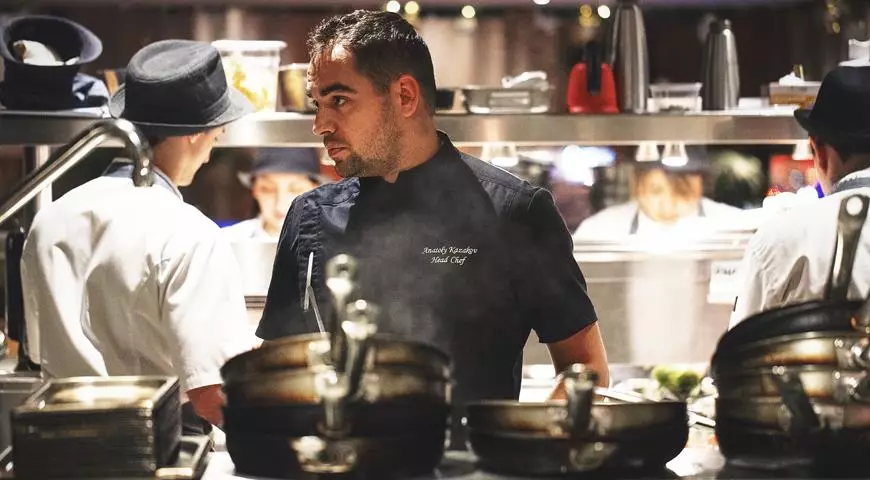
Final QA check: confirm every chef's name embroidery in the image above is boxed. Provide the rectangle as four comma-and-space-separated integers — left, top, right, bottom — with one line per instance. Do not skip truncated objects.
422, 246, 478, 266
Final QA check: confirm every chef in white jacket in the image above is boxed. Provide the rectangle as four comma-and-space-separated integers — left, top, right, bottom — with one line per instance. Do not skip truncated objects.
575, 163, 743, 238
20, 40, 258, 431
222, 147, 326, 240
730, 65, 870, 328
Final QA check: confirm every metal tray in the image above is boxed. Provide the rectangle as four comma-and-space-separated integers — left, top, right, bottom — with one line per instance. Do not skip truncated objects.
0, 435, 211, 480
14, 376, 178, 415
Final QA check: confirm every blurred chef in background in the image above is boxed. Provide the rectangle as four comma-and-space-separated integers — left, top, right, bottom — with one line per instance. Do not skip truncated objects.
223, 147, 327, 239
575, 162, 743, 237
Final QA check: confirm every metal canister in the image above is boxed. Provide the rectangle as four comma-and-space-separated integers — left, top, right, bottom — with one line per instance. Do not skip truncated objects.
701, 19, 740, 111
606, 0, 649, 113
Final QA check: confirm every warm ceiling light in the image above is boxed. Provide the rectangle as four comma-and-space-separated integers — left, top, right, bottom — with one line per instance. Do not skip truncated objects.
597, 5, 611, 19
405, 0, 420, 14
461, 5, 476, 19
533, 0, 551, 5
385, 0, 401, 13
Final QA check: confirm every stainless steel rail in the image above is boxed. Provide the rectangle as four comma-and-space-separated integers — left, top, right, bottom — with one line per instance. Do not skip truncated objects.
0, 119, 153, 227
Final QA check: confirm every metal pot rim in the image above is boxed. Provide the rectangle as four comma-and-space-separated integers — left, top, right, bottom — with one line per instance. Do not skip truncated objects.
466, 399, 685, 409
224, 364, 452, 386
716, 365, 869, 378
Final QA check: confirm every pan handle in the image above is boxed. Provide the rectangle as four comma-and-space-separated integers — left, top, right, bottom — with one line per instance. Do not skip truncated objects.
325, 254, 360, 367
770, 366, 822, 433
315, 300, 377, 439
825, 195, 869, 301
561, 364, 600, 439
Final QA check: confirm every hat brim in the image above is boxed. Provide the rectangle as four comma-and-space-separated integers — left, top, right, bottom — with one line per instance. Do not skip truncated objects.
795, 108, 870, 145
236, 171, 330, 189
108, 84, 252, 137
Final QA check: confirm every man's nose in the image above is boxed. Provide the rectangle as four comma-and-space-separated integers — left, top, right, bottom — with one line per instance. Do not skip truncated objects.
312, 110, 335, 137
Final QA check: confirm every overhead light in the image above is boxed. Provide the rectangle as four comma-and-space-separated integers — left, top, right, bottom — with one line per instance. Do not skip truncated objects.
661, 142, 689, 167
635, 142, 660, 162
461, 5, 476, 19
597, 5, 611, 19
405, 0, 420, 14
385, 0, 401, 13
533, 0, 551, 5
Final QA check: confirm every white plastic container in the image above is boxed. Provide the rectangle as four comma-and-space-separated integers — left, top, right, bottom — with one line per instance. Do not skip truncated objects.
649, 83, 702, 112
211, 40, 287, 113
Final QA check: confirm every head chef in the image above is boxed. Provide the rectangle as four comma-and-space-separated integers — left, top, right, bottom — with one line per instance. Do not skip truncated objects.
223, 148, 327, 239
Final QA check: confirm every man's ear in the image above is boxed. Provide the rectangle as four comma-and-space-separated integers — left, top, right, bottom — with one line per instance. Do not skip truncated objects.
810, 136, 830, 174
394, 74, 424, 118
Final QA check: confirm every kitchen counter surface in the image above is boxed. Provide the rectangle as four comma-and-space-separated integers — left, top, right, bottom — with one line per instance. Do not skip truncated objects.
202, 446, 867, 480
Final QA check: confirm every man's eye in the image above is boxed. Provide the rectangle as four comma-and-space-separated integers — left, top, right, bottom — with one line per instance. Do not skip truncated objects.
333, 96, 347, 107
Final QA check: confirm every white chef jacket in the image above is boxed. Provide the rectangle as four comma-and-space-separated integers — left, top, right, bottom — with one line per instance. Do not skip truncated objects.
730, 169, 870, 328
221, 217, 275, 240
574, 198, 745, 238
21, 165, 258, 392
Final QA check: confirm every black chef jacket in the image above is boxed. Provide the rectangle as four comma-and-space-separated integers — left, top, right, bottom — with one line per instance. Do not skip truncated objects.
257, 132, 598, 435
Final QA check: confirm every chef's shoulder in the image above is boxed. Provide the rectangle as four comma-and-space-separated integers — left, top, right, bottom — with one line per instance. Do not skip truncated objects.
458, 152, 541, 216
744, 192, 842, 270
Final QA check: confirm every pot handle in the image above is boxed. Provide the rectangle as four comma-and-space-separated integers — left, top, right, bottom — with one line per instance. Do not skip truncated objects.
325, 254, 359, 366
771, 366, 822, 433
825, 194, 869, 302
561, 364, 600, 439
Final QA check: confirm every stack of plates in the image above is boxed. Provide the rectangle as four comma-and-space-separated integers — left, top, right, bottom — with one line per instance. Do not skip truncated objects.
11, 376, 181, 478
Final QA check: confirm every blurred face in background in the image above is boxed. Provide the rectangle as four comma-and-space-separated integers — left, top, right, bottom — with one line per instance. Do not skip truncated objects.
252, 172, 319, 236
634, 168, 703, 224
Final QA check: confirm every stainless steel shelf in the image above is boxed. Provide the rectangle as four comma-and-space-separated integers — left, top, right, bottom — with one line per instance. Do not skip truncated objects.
0, 110, 807, 147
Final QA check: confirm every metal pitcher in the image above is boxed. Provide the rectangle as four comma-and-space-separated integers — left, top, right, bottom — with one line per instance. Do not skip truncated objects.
702, 19, 740, 111
606, 0, 649, 113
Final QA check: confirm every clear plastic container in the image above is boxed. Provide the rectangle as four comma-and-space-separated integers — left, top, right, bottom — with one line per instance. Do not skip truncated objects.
212, 40, 287, 113
649, 83, 702, 112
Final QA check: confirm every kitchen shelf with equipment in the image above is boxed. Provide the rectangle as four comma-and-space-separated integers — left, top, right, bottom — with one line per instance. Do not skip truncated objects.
0, 110, 807, 147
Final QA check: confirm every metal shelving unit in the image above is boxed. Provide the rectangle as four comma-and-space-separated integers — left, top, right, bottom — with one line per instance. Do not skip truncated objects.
0, 110, 807, 147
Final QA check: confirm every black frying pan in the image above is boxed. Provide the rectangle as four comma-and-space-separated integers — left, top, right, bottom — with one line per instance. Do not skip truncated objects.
712, 194, 870, 369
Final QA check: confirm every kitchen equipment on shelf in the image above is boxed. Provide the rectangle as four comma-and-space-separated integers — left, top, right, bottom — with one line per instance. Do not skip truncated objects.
606, 0, 649, 113
701, 19, 740, 111
711, 193, 870, 473
567, 42, 618, 114
212, 40, 286, 113
466, 364, 688, 475
278, 63, 314, 113
221, 253, 451, 479
463, 71, 553, 114
11, 376, 181, 479
649, 83, 702, 113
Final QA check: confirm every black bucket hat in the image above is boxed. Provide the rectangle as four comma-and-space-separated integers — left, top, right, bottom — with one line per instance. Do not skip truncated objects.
0, 15, 103, 110
794, 65, 870, 148
109, 39, 251, 137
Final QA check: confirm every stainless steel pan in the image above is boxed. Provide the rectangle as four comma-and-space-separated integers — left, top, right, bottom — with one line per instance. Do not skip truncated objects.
466, 398, 686, 438
224, 365, 449, 407
716, 396, 870, 430
715, 365, 870, 401
468, 424, 687, 476
466, 364, 687, 475
712, 331, 870, 375
221, 333, 450, 384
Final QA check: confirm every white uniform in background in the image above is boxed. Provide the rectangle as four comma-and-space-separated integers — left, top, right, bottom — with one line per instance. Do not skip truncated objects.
21, 166, 258, 392
221, 218, 274, 240
730, 169, 870, 329
574, 197, 745, 238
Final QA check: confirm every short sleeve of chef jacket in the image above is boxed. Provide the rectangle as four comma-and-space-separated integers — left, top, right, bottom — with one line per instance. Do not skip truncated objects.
256, 198, 306, 339
511, 187, 598, 343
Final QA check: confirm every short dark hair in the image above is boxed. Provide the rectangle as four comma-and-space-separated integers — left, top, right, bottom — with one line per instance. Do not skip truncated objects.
307, 10, 437, 113
812, 137, 870, 165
